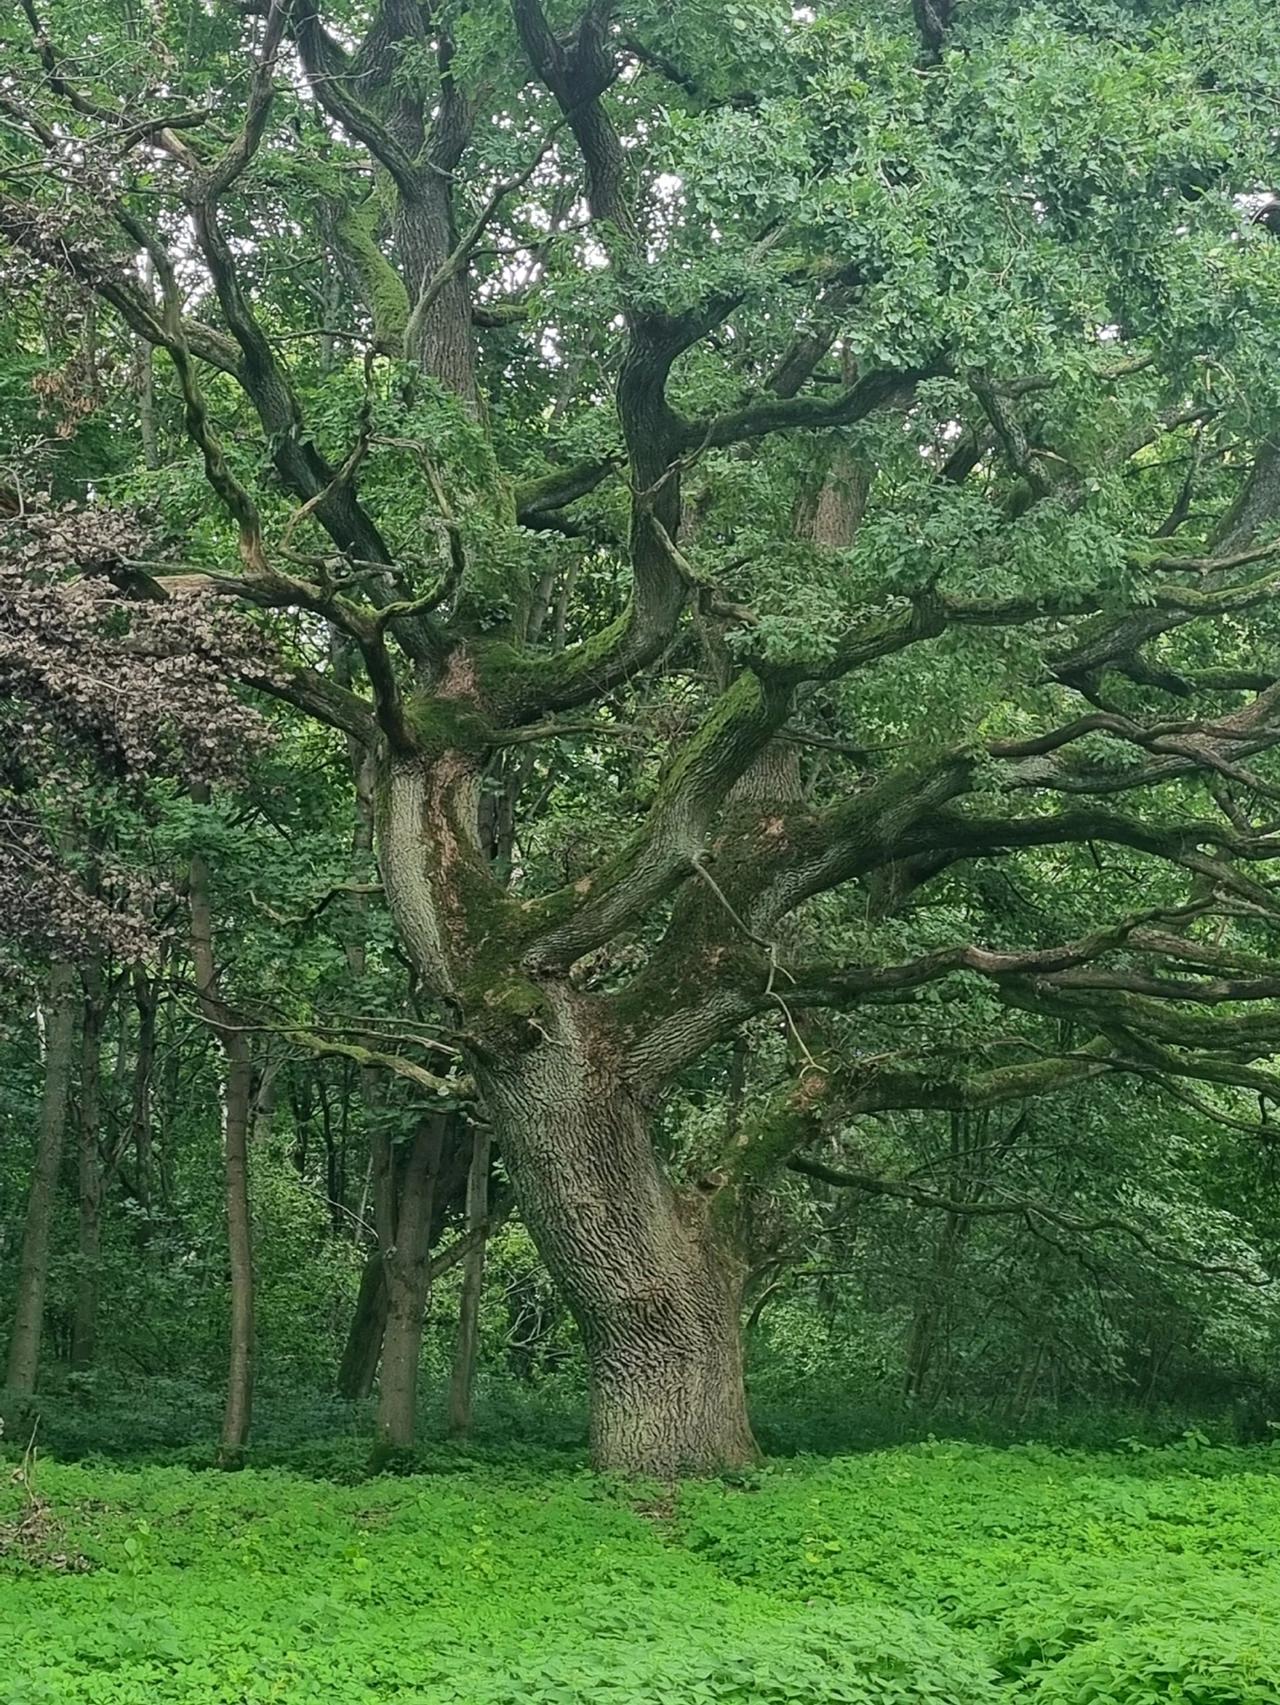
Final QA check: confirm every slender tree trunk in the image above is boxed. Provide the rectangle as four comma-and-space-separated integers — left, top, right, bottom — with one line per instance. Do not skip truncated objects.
330, 690, 392, 1392
130, 965, 158, 1212
135, 257, 159, 470
5, 962, 78, 1396
70, 969, 107, 1372
339, 1172, 496, 1404
903, 1212, 965, 1406
481, 1019, 758, 1477
1012, 1341, 1047, 1423
904, 1111, 1020, 1404
157, 986, 180, 1210
337, 1247, 387, 1400
219, 1038, 255, 1460
188, 799, 254, 1463
252, 1062, 279, 1144
446, 1123, 491, 1436
354, 1149, 373, 1246
375, 1116, 446, 1453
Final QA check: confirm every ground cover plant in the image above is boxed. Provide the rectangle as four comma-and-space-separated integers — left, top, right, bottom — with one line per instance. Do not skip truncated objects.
3, 1441, 1280, 1704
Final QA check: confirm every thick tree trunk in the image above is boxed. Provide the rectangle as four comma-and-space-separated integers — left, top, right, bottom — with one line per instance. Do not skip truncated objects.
446, 1124, 490, 1436
585, 1245, 754, 1479
482, 1022, 758, 1477
374, 711, 756, 1473
5, 961, 78, 1396
399, 183, 478, 410
374, 1116, 446, 1452
70, 970, 106, 1372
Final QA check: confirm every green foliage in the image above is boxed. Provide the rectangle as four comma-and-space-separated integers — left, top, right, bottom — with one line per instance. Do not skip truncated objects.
5, 1444, 1280, 1702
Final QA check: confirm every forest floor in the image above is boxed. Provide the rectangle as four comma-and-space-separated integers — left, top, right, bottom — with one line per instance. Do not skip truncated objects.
1, 1439, 1277, 1703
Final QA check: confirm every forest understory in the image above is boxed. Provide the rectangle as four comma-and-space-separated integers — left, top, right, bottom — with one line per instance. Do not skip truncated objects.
5, 1438, 1280, 1704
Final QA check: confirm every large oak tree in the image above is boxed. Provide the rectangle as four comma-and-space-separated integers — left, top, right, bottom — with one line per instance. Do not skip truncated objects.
6, 0, 1280, 1471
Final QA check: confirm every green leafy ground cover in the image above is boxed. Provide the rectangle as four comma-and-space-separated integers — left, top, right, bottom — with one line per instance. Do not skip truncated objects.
2, 1441, 1278, 1704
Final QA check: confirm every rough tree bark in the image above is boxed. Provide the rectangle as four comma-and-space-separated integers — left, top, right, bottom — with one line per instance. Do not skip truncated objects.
380, 671, 766, 1473
5, 961, 78, 1397
478, 1000, 758, 1477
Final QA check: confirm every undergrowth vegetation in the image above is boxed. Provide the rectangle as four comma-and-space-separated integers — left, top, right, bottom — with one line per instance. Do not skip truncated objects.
22, 1370, 1259, 1476
3, 1441, 1278, 1704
